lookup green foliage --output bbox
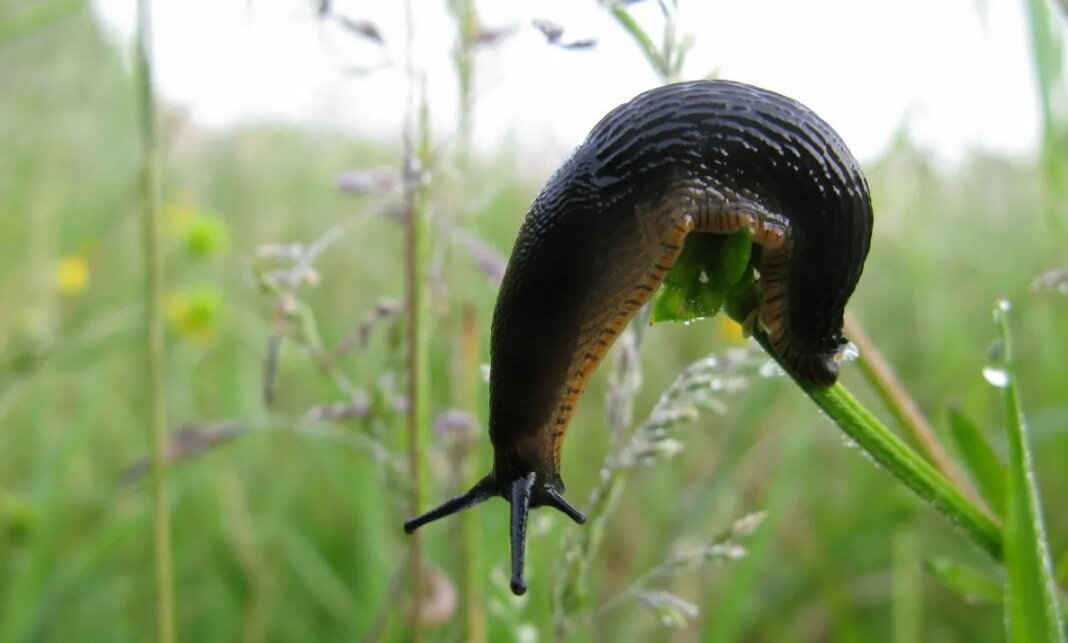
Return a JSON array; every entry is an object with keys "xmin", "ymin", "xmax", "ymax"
[{"xmin": 650, "ymin": 230, "xmax": 754, "ymax": 324}]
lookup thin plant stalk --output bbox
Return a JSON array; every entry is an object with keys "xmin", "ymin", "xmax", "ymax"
[
  {"xmin": 448, "ymin": 0, "xmax": 478, "ymax": 169},
  {"xmin": 458, "ymin": 305, "xmax": 485, "ymax": 643},
  {"xmin": 403, "ymin": 0, "xmax": 432, "ymax": 635},
  {"xmin": 844, "ymin": 312, "xmax": 989, "ymax": 513},
  {"xmin": 134, "ymin": 1, "xmax": 176, "ymax": 641},
  {"xmin": 447, "ymin": 4, "xmax": 483, "ymax": 637},
  {"xmin": 753, "ymin": 332, "xmax": 1003, "ymax": 561}
]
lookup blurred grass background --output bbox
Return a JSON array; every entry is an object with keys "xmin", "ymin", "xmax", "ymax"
[{"xmin": 1, "ymin": 1, "xmax": 1067, "ymax": 641}]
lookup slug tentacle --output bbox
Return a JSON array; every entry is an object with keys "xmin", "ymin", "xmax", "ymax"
[
  {"xmin": 404, "ymin": 79, "xmax": 873, "ymax": 596},
  {"xmin": 508, "ymin": 474, "xmax": 535, "ymax": 595},
  {"xmin": 402, "ymin": 475, "xmax": 494, "ymax": 534}
]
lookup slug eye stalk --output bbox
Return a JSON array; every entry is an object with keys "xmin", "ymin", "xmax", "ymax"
[
  {"xmin": 402, "ymin": 476, "xmax": 495, "ymax": 534},
  {"xmin": 404, "ymin": 472, "xmax": 586, "ymax": 595}
]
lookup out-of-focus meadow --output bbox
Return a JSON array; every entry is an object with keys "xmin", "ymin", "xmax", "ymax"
[{"xmin": 2, "ymin": 1, "xmax": 1067, "ymax": 642}]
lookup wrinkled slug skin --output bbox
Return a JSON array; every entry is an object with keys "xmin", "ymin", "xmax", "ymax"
[{"xmin": 490, "ymin": 80, "xmax": 873, "ymax": 479}]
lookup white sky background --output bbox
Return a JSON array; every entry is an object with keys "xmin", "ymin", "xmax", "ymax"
[{"xmin": 91, "ymin": 0, "xmax": 1060, "ymax": 171}]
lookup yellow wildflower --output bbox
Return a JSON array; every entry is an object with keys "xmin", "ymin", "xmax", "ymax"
[
  {"xmin": 166, "ymin": 288, "xmax": 222, "ymax": 343},
  {"xmin": 55, "ymin": 255, "xmax": 89, "ymax": 295}
]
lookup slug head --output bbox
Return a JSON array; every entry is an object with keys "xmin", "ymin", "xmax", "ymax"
[{"xmin": 403, "ymin": 470, "xmax": 586, "ymax": 595}]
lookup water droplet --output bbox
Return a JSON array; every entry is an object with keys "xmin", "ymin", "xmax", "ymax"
[
  {"xmin": 995, "ymin": 297, "xmax": 1012, "ymax": 312},
  {"xmin": 835, "ymin": 342, "xmax": 860, "ymax": 363},
  {"xmin": 983, "ymin": 338, "xmax": 1010, "ymax": 388},
  {"xmin": 841, "ymin": 437, "xmax": 858, "ymax": 449},
  {"xmin": 758, "ymin": 360, "xmax": 784, "ymax": 378},
  {"xmin": 698, "ymin": 270, "xmax": 709, "ymax": 284},
  {"xmin": 982, "ymin": 366, "xmax": 1009, "ymax": 389},
  {"xmin": 480, "ymin": 363, "xmax": 491, "ymax": 383}
]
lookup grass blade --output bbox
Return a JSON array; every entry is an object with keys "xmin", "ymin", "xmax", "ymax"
[
  {"xmin": 947, "ymin": 406, "xmax": 1007, "ymax": 516},
  {"xmin": 993, "ymin": 298, "xmax": 1066, "ymax": 642},
  {"xmin": 926, "ymin": 556, "xmax": 1002, "ymax": 606}
]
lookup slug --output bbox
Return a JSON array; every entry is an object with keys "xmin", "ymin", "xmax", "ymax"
[{"xmin": 404, "ymin": 79, "xmax": 873, "ymax": 595}]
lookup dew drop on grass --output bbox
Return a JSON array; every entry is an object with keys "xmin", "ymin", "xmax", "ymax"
[
  {"xmin": 981, "ymin": 366, "xmax": 1010, "ymax": 389},
  {"xmin": 841, "ymin": 436, "xmax": 858, "ymax": 449},
  {"xmin": 983, "ymin": 338, "xmax": 1010, "ymax": 388}
]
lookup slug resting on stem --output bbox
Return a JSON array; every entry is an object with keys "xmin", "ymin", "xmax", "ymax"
[{"xmin": 404, "ymin": 79, "xmax": 873, "ymax": 595}]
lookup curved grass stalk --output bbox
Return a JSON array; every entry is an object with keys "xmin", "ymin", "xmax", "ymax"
[{"xmin": 752, "ymin": 332, "xmax": 1003, "ymax": 561}]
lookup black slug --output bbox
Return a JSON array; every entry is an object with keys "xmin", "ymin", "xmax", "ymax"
[{"xmin": 404, "ymin": 79, "xmax": 873, "ymax": 595}]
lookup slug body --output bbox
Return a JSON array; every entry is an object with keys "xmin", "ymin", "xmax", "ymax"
[{"xmin": 405, "ymin": 80, "xmax": 873, "ymax": 595}]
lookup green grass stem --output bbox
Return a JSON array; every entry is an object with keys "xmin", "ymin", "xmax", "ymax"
[
  {"xmin": 134, "ymin": 1, "xmax": 176, "ymax": 641},
  {"xmin": 403, "ymin": 1, "xmax": 432, "ymax": 633},
  {"xmin": 995, "ymin": 299, "xmax": 1066, "ymax": 642},
  {"xmin": 752, "ymin": 332, "xmax": 1003, "ymax": 562}
]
